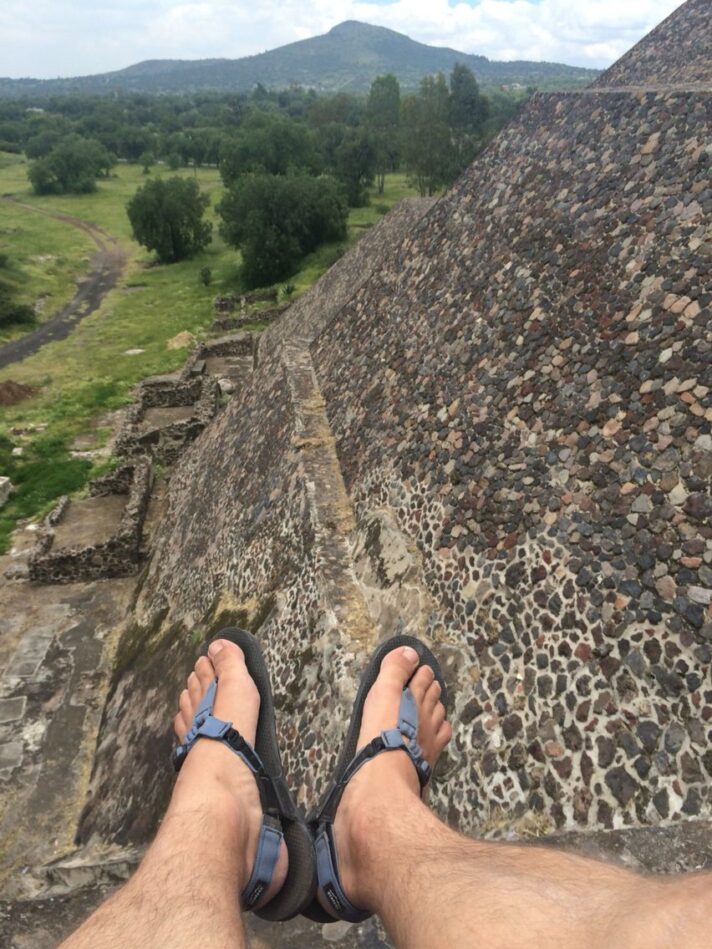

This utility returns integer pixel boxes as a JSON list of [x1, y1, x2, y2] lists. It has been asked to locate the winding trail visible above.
[[0, 199, 127, 370]]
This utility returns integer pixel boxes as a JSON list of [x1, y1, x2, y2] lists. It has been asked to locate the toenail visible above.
[[402, 646, 419, 663], [208, 641, 224, 657]]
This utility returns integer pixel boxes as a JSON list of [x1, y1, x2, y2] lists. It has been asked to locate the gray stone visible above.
[[688, 587, 712, 606], [605, 766, 639, 806], [0, 697, 27, 724], [0, 477, 13, 508], [0, 742, 23, 770], [664, 723, 687, 755]]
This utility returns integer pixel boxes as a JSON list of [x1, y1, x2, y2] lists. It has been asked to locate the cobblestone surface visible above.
[[313, 85, 712, 833], [595, 0, 712, 88]]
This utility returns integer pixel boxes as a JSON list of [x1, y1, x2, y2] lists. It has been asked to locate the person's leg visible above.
[[326, 646, 712, 949], [61, 640, 288, 949]]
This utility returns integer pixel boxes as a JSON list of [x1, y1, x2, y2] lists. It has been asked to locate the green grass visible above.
[[0, 155, 418, 551], [0, 157, 96, 343], [0, 432, 93, 551]]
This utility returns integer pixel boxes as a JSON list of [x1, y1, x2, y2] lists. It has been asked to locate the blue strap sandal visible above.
[[172, 627, 317, 921], [304, 635, 448, 923]]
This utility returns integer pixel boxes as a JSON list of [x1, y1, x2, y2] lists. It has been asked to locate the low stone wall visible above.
[[214, 288, 278, 313], [138, 376, 203, 409], [180, 332, 256, 377], [114, 375, 219, 465], [29, 460, 153, 585], [89, 465, 135, 497], [212, 304, 289, 334]]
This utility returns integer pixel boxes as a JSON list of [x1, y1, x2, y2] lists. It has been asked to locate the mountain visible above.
[[0, 21, 598, 98]]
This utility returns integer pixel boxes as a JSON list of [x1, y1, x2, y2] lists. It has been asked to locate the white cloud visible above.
[[0, 0, 683, 79]]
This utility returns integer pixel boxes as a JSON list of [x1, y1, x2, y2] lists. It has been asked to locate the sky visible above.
[[0, 0, 683, 79]]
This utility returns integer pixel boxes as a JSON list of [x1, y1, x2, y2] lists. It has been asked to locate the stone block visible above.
[[0, 741, 23, 770], [0, 696, 27, 724]]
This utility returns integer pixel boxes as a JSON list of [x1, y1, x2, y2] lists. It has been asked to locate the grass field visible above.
[[0, 154, 420, 551]]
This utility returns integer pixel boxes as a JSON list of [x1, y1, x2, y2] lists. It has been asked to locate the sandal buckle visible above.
[[381, 728, 405, 749], [196, 715, 232, 740]]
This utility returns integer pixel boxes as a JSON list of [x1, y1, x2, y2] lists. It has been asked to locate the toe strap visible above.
[[317, 686, 431, 824]]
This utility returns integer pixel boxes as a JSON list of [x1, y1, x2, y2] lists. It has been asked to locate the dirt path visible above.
[[0, 199, 127, 370]]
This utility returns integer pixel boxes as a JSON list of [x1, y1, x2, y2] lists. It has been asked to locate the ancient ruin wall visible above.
[[114, 375, 219, 464], [594, 0, 712, 88], [28, 460, 153, 584], [313, 89, 712, 833]]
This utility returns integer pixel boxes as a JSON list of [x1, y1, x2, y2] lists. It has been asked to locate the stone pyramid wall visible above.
[[79, 0, 711, 849], [594, 0, 712, 88]]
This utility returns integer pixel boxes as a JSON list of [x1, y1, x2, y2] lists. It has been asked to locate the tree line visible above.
[[1, 69, 528, 289]]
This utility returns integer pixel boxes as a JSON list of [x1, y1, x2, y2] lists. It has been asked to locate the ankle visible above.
[[337, 762, 427, 910]]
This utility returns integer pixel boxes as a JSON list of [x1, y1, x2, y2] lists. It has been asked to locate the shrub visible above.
[[127, 177, 212, 264], [28, 135, 114, 195]]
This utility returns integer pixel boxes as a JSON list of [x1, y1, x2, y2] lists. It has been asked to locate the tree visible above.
[[449, 63, 490, 176], [334, 128, 376, 207], [401, 74, 454, 197], [367, 75, 401, 193], [218, 173, 347, 288], [24, 129, 63, 159], [316, 122, 348, 173], [127, 177, 212, 263], [219, 113, 320, 185], [307, 93, 364, 129], [28, 135, 114, 195], [140, 151, 155, 174]]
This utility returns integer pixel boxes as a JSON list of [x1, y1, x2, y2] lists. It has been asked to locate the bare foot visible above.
[[170, 639, 288, 906], [320, 645, 452, 915]]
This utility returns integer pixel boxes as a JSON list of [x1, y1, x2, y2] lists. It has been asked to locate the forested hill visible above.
[[0, 21, 598, 98]]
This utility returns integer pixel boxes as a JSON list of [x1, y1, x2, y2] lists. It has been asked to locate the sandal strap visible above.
[[242, 815, 284, 908], [314, 823, 370, 923], [171, 679, 287, 908], [317, 686, 431, 824], [314, 685, 431, 922]]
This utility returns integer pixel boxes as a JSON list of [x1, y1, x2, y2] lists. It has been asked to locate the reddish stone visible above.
[[574, 642, 592, 662]]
